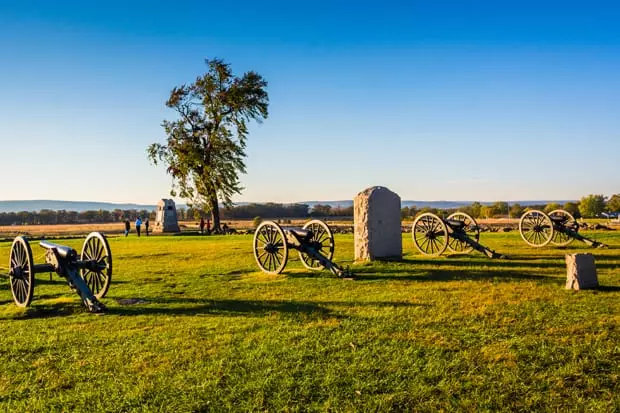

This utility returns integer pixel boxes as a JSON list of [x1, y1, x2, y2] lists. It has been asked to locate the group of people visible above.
[[199, 217, 211, 235], [124, 217, 149, 237], [123, 216, 215, 236]]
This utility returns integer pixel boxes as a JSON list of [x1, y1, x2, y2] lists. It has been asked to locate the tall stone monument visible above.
[[154, 199, 180, 233], [354, 186, 402, 261]]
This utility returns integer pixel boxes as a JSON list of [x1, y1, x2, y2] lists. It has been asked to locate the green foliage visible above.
[[563, 202, 580, 218], [148, 58, 269, 231], [579, 194, 607, 218], [607, 194, 620, 212], [470, 202, 482, 218], [509, 203, 524, 218], [310, 204, 332, 217], [0, 232, 618, 411], [252, 216, 262, 228], [544, 202, 562, 213]]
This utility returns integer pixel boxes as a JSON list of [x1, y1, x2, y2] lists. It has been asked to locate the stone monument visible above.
[[565, 253, 599, 290], [354, 186, 402, 261], [154, 199, 180, 233]]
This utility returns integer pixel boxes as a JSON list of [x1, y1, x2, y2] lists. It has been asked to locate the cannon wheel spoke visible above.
[[9, 236, 35, 307], [253, 221, 288, 274], [80, 232, 113, 299], [446, 212, 480, 254], [298, 220, 335, 271], [519, 210, 553, 247], [548, 209, 576, 247], [412, 213, 448, 256]]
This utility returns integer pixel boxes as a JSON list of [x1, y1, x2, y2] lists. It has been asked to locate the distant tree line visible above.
[[400, 194, 619, 220], [0, 209, 155, 226], [1, 194, 617, 226]]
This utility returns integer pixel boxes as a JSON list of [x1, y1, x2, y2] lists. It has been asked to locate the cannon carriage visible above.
[[253, 219, 352, 277], [5, 232, 112, 313], [411, 212, 505, 258], [518, 209, 607, 248]]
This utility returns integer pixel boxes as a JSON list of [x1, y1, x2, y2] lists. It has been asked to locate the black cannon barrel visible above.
[[39, 240, 77, 259]]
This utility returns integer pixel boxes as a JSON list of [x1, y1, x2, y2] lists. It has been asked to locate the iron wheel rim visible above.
[[519, 210, 553, 247], [412, 213, 449, 256], [253, 221, 288, 274], [299, 220, 335, 270], [80, 232, 113, 299], [9, 236, 35, 307], [446, 212, 480, 253]]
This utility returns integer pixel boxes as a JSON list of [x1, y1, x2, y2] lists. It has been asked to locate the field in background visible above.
[[1, 218, 618, 239], [0, 230, 618, 411]]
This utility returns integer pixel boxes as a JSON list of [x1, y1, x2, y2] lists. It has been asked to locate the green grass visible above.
[[0, 230, 618, 412]]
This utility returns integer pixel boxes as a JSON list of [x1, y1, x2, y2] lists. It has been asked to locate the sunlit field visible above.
[[0, 230, 618, 411]]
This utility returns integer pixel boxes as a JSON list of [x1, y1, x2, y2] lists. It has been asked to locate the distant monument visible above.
[[354, 186, 402, 261], [154, 199, 180, 233]]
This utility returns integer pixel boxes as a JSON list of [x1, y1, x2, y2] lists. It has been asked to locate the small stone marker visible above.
[[565, 253, 598, 290], [354, 186, 402, 261], [154, 199, 180, 233]]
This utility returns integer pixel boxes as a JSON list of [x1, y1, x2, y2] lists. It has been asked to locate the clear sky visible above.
[[1, 1, 618, 204]]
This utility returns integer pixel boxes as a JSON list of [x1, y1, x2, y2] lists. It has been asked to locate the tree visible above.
[[563, 202, 580, 218], [470, 202, 482, 219], [607, 194, 620, 212], [310, 204, 332, 217], [579, 194, 606, 218], [148, 58, 269, 232], [544, 202, 562, 213], [509, 203, 524, 218]]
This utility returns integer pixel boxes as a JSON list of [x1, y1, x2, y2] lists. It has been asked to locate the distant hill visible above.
[[300, 200, 576, 210], [0, 199, 576, 213], [0, 200, 158, 213]]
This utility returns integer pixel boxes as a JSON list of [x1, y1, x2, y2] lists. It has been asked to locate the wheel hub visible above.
[[264, 244, 279, 254], [10, 266, 24, 279]]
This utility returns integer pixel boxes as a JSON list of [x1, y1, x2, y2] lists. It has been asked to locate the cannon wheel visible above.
[[412, 213, 448, 256], [519, 210, 554, 247], [548, 209, 576, 247], [9, 236, 35, 307], [446, 212, 480, 253], [253, 221, 288, 274], [80, 232, 113, 299], [298, 219, 335, 270]]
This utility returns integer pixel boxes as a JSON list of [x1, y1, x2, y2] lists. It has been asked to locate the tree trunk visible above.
[[210, 196, 221, 233]]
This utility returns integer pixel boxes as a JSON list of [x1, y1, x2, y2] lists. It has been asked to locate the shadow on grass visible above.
[[0, 302, 81, 320], [354, 269, 561, 283], [106, 297, 426, 317], [594, 285, 620, 292], [108, 299, 332, 317]]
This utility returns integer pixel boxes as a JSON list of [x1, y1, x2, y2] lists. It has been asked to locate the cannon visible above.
[[4, 232, 112, 313], [253, 219, 352, 277], [411, 212, 506, 258], [518, 209, 607, 248]]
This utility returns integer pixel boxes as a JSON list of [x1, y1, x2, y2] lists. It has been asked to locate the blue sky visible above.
[[1, 1, 618, 204]]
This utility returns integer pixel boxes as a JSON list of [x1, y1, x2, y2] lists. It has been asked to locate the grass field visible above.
[[0, 229, 618, 411]]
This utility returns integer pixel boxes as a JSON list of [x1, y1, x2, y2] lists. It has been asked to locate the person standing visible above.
[[199, 217, 205, 235], [124, 219, 130, 237], [145, 217, 150, 236], [135, 216, 142, 237]]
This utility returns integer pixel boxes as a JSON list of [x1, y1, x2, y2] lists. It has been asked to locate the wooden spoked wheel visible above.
[[298, 220, 335, 270], [9, 236, 35, 307], [80, 232, 113, 298], [519, 210, 554, 247], [446, 212, 480, 253], [548, 209, 576, 247], [253, 221, 288, 274], [412, 213, 449, 256]]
